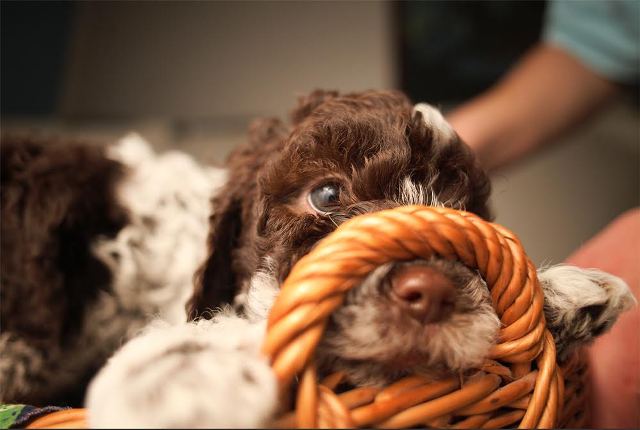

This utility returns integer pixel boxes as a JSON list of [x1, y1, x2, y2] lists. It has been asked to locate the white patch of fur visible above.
[[1, 133, 229, 404], [538, 264, 636, 357], [413, 103, 455, 144], [395, 176, 466, 212], [242, 258, 280, 323], [539, 265, 635, 315], [86, 311, 277, 428], [105, 133, 154, 166], [93, 134, 228, 324], [424, 295, 499, 370], [396, 177, 430, 206]]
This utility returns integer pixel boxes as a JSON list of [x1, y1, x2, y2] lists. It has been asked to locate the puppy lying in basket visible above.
[[85, 90, 634, 428]]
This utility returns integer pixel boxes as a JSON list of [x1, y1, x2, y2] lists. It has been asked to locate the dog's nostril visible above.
[[390, 265, 455, 323], [403, 291, 423, 303]]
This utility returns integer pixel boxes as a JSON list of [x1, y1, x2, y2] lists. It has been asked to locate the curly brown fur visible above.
[[188, 90, 495, 384], [190, 118, 290, 314], [189, 90, 491, 316], [1, 135, 128, 404]]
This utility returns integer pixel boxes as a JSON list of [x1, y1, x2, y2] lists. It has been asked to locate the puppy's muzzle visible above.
[[389, 265, 456, 323]]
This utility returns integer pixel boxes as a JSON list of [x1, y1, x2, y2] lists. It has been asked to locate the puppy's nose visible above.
[[390, 265, 455, 323]]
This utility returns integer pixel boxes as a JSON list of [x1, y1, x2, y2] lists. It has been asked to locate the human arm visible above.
[[446, 43, 619, 171]]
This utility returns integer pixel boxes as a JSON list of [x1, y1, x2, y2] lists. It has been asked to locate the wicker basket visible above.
[[262, 205, 588, 429], [26, 206, 588, 429]]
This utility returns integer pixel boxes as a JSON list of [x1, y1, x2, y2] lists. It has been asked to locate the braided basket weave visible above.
[[263, 205, 588, 429], [27, 205, 588, 429]]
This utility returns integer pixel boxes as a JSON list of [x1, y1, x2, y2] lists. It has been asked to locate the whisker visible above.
[[326, 212, 340, 228]]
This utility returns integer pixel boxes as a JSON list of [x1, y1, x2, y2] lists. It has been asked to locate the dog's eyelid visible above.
[[306, 176, 345, 190]]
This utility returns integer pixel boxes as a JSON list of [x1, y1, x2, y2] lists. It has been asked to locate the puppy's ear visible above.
[[538, 265, 636, 359], [408, 103, 493, 220], [290, 89, 339, 124], [187, 118, 288, 320], [412, 104, 457, 147], [188, 191, 243, 319]]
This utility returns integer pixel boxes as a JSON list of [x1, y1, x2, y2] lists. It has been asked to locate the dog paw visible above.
[[86, 317, 277, 428], [538, 264, 636, 358]]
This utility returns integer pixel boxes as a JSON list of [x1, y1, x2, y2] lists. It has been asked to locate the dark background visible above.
[[1, 1, 75, 115], [398, 1, 545, 103]]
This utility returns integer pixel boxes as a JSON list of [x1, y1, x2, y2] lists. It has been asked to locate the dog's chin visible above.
[[318, 311, 498, 387]]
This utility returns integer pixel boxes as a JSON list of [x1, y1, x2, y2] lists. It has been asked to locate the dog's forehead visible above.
[[283, 104, 451, 165], [292, 96, 453, 150], [315, 95, 411, 126], [289, 103, 411, 153], [282, 122, 406, 175], [261, 94, 464, 196]]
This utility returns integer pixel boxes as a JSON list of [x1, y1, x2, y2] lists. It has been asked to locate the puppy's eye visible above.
[[308, 183, 341, 213]]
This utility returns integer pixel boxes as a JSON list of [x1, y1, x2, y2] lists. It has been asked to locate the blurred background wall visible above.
[[2, 0, 638, 265], [61, 1, 395, 119]]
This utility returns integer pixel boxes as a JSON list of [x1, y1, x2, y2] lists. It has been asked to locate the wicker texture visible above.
[[263, 205, 587, 429], [25, 409, 87, 429]]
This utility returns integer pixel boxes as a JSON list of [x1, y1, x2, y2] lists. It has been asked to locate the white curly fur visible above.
[[0, 133, 227, 405], [413, 103, 455, 145], [93, 133, 227, 323], [86, 135, 280, 428], [396, 176, 467, 212], [241, 258, 281, 323], [538, 264, 636, 358], [86, 311, 277, 428]]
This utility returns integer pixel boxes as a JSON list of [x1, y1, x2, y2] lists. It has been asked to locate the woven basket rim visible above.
[[262, 205, 564, 428]]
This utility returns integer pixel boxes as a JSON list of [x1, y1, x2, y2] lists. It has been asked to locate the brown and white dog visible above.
[[1, 90, 633, 428], [87, 90, 634, 428], [0, 133, 224, 405]]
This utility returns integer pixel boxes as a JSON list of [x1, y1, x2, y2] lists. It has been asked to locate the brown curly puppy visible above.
[[189, 89, 633, 386]]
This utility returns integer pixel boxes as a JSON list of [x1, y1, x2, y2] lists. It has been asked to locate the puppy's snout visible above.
[[390, 265, 455, 323]]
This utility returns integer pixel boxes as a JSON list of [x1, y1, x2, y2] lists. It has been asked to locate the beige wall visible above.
[[489, 101, 639, 265], [60, 1, 396, 119]]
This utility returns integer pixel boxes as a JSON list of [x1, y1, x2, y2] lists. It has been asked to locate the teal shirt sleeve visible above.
[[543, 0, 640, 84]]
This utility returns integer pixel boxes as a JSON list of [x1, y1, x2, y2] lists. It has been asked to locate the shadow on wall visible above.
[[59, 1, 395, 120]]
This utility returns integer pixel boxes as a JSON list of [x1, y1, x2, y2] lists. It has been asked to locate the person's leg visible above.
[[565, 208, 640, 428]]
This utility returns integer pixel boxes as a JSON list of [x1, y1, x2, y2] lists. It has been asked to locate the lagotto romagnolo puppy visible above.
[[0, 133, 225, 405], [83, 90, 634, 428]]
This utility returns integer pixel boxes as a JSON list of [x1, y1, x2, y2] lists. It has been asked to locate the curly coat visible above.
[[187, 90, 633, 387], [1, 136, 127, 404], [189, 90, 492, 318]]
